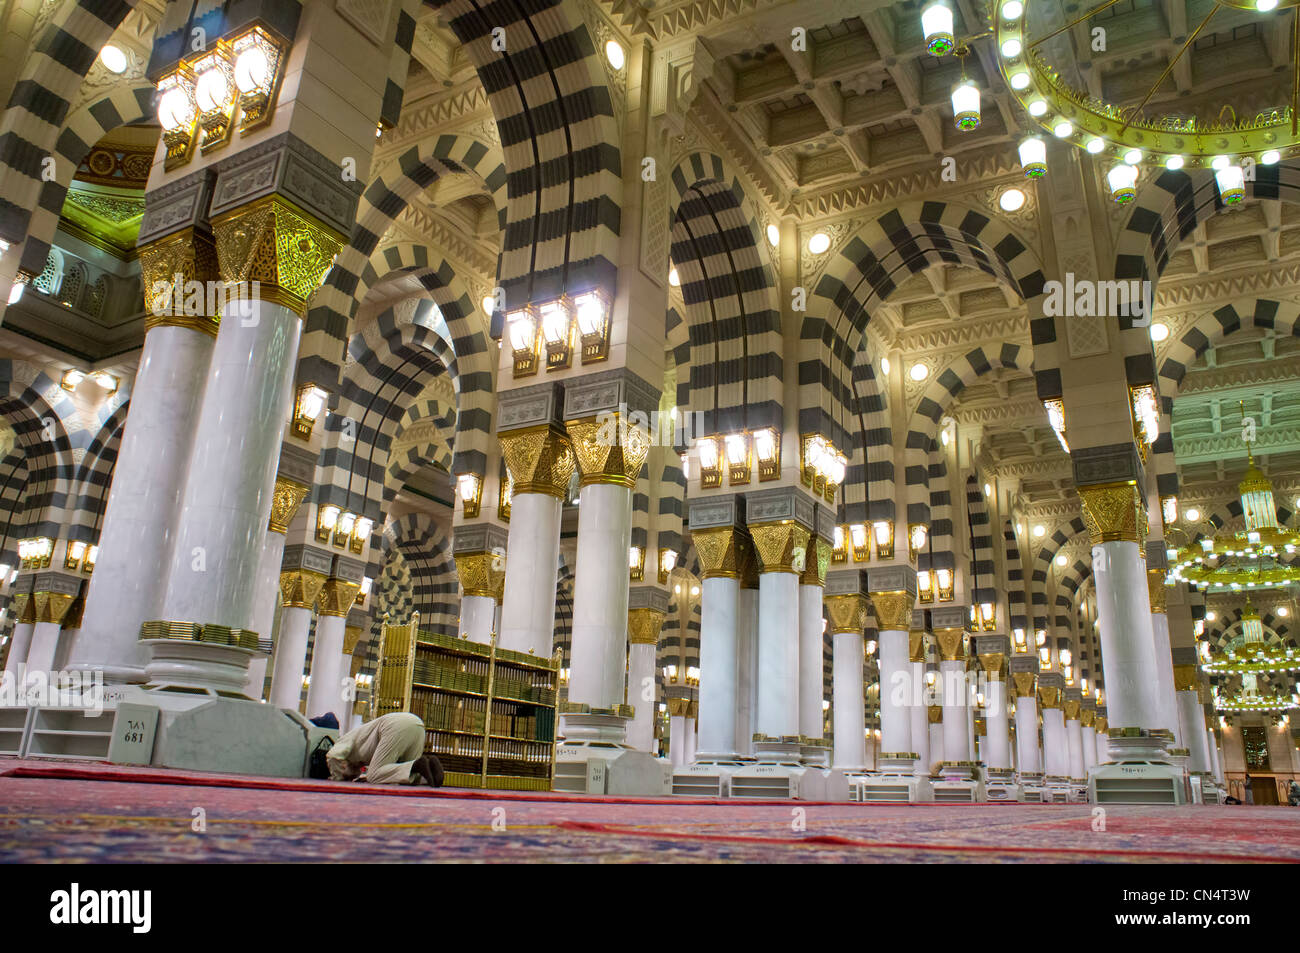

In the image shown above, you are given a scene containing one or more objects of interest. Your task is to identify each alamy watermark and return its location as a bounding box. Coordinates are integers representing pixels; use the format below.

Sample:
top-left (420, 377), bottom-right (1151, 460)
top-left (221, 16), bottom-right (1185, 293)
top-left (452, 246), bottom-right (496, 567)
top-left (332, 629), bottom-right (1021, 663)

top-left (0, 666), bottom-right (104, 715)
top-left (1041, 273), bottom-right (1153, 326)
top-left (148, 275), bottom-right (262, 324)
top-left (593, 404), bottom-right (706, 448)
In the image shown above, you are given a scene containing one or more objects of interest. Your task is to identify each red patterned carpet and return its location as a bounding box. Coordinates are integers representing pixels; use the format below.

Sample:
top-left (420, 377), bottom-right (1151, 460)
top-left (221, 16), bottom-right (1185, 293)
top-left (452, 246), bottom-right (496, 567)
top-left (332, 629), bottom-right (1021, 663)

top-left (1, 759), bottom-right (1298, 863)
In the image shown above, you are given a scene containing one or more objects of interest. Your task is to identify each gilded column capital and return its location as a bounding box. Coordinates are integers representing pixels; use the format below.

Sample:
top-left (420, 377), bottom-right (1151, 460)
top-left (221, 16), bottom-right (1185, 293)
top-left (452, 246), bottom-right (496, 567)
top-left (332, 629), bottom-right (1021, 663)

top-left (565, 413), bottom-right (651, 489)
top-left (498, 424), bottom-right (575, 498)
top-left (908, 630), bottom-right (926, 662)
top-left (1173, 663), bottom-right (1200, 692)
top-left (342, 624), bottom-right (365, 655)
top-left (10, 592), bottom-right (33, 625)
top-left (1147, 569), bottom-right (1167, 613)
top-left (628, 607), bottom-right (666, 644)
top-left (1037, 684), bottom-right (1063, 709)
top-left (1080, 708), bottom-right (1096, 728)
top-left (455, 551), bottom-right (506, 602)
top-left (1064, 698), bottom-right (1082, 720)
top-left (210, 194), bottom-right (345, 316)
top-left (799, 536), bottom-right (831, 586)
top-left (138, 227), bottom-right (221, 336)
top-left (1011, 671), bottom-right (1038, 698)
top-left (268, 476), bottom-right (310, 534)
top-left (693, 526), bottom-right (741, 579)
top-left (871, 590), bottom-right (915, 631)
top-left (1078, 481), bottom-right (1147, 545)
top-left (979, 652), bottom-right (1007, 679)
top-left (667, 697), bottom-right (691, 717)
top-left (32, 591), bottom-right (76, 625)
top-left (738, 532), bottom-right (759, 589)
top-left (318, 578), bottom-right (361, 617)
top-left (749, 520), bottom-right (812, 575)
top-left (280, 568), bottom-right (327, 609)
top-left (927, 705), bottom-right (943, 724)
top-left (825, 593), bottom-right (867, 634)
top-left (934, 626), bottom-right (968, 661)
top-left (1096, 715), bottom-right (1108, 734)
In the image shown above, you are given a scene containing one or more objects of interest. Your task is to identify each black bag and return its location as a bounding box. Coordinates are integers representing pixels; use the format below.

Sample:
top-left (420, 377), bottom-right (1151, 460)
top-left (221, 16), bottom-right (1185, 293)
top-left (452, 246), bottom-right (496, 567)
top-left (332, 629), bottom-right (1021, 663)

top-left (309, 735), bottom-right (334, 780)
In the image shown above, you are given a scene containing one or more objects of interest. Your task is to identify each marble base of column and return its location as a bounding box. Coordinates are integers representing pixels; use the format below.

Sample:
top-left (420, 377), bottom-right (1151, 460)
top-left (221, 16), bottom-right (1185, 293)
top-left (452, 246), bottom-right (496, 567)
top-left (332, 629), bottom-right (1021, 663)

top-left (245, 656), bottom-right (268, 701)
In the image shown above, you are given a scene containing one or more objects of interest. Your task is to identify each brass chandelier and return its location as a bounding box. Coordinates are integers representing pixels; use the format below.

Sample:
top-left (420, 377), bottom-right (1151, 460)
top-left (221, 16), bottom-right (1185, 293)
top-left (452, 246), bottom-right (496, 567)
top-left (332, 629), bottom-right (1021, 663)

top-left (1201, 599), bottom-right (1300, 676)
top-left (992, 0), bottom-right (1299, 201)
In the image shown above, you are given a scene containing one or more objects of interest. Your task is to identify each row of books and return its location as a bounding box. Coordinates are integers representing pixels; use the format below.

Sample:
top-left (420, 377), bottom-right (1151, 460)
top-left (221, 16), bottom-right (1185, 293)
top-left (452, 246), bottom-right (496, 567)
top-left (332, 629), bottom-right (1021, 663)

top-left (423, 730), bottom-right (553, 764)
top-left (414, 652), bottom-right (556, 689)
top-left (411, 662), bottom-right (556, 704)
top-left (410, 692), bottom-right (556, 740)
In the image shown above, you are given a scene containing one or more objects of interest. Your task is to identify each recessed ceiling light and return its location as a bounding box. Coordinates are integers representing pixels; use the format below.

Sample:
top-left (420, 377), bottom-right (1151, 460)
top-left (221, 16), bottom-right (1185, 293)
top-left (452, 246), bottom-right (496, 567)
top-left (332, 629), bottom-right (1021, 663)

top-left (1150, 322), bottom-right (1169, 342)
top-left (909, 363), bottom-right (929, 381)
top-left (1002, 1), bottom-right (1024, 19)
top-left (1185, 507), bottom-right (1201, 522)
top-left (1258, 0), bottom-right (1278, 10)
top-left (1086, 138), bottom-right (1105, 154)
top-left (1010, 72), bottom-right (1031, 90)
top-left (1056, 554), bottom-right (1068, 566)
top-left (999, 188), bottom-right (1026, 211)
top-left (481, 295), bottom-right (496, 315)
top-left (604, 40), bottom-right (625, 70)
top-left (668, 267), bottom-right (680, 287)
top-left (1165, 155), bottom-right (1184, 170)
top-left (808, 232), bottom-right (831, 254)
top-left (766, 224), bottom-right (780, 246)
top-left (1261, 150), bottom-right (1281, 165)
top-left (1001, 39), bottom-right (1022, 58)
top-left (881, 357), bottom-right (891, 375)
top-left (1053, 121), bottom-right (1074, 138)
top-left (1027, 100), bottom-right (1047, 116)
top-left (1033, 524), bottom-right (1046, 537)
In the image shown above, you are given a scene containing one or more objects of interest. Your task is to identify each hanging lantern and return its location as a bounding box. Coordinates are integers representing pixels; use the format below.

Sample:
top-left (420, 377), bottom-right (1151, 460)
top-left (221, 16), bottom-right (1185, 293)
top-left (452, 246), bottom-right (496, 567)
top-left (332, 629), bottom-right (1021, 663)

top-left (1215, 163), bottom-right (1245, 204)
top-left (1106, 163), bottom-right (1138, 204)
top-left (951, 79), bottom-right (980, 131)
top-left (1018, 136), bottom-right (1046, 178)
top-left (921, 3), bottom-right (955, 55)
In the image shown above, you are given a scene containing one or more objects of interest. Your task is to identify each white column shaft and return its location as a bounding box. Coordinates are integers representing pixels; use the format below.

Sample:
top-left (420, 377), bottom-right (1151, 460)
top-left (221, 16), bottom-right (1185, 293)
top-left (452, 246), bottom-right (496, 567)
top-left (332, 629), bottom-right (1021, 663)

top-left (626, 641), bottom-right (657, 751)
top-left (734, 587), bottom-right (758, 755)
top-left (669, 714), bottom-right (686, 767)
top-left (831, 631), bottom-right (866, 770)
top-left (941, 660), bottom-right (969, 762)
top-left (1066, 717), bottom-right (1085, 779)
top-left (568, 483), bottom-right (632, 708)
top-left (798, 583), bottom-right (824, 738)
top-left (24, 622), bottom-right (63, 674)
top-left (1042, 708), bottom-right (1068, 776)
top-left (1014, 696), bottom-right (1040, 774)
top-left (756, 571), bottom-right (799, 738)
top-left (459, 594), bottom-right (496, 644)
top-left (1092, 540), bottom-right (1161, 731)
top-left (698, 576), bottom-right (739, 759)
top-left (270, 606), bottom-right (312, 709)
top-left (910, 662), bottom-right (929, 774)
top-left (498, 492), bottom-right (562, 657)
top-left (878, 629), bottom-right (911, 755)
top-left (1149, 612), bottom-right (1179, 740)
top-left (305, 614), bottom-right (348, 720)
top-left (984, 679), bottom-right (1011, 769)
top-left (1177, 690), bottom-right (1212, 773)
top-left (1081, 725), bottom-right (1098, 771)
top-left (3, 622), bottom-right (34, 676)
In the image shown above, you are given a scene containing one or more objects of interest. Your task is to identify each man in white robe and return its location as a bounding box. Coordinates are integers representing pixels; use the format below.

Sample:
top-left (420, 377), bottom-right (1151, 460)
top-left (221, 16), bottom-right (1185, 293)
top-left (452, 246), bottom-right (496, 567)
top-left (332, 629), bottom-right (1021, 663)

top-left (326, 711), bottom-right (443, 785)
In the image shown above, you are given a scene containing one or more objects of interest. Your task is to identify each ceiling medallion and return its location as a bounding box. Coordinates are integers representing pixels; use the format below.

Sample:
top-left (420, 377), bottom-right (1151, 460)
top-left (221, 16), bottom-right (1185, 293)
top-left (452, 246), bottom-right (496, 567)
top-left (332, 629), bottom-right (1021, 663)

top-left (995, 0), bottom-right (1298, 190)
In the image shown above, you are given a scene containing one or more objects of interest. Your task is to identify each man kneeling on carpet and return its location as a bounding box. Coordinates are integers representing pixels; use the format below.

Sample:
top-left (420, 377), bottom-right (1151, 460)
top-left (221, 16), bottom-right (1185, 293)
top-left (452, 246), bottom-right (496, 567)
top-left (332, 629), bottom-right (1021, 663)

top-left (319, 711), bottom-right (444, 786)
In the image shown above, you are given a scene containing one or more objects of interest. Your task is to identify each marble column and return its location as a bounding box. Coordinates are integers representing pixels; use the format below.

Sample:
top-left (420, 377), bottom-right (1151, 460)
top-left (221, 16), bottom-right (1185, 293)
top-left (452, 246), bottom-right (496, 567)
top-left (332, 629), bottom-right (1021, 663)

top-left (497, 398), bottom-right (574, 657)
top-left (304, 574), bottom-right (360, 720)
top-left (68, 225), bottom-right (217, 684)
top-left (1174, 663), bottom-right (1213, 774)
top-left (3, 620), bottom-right (33, 676)
top-left (935, 624), bottom-right (970, 764)
top-left (269, 559), bottom-right (327, 709)
top-left (909, 634), bottom-right (930, 777)
top-left (627, 594), bottom-right (668, 753)
top-left (1096, 711), bottom-right (1110, 763)
top-left (25, 580), bottom-right (78, 675)
top-left (1011, 663), bottom-right (1041, 776)
top-left (246, 467), bottom-right (311, 700)
top-left (797, 544), bottom-right (829, 740)
top-left (1065, 691), bottom-right (1086, 781)
top-left (1078, 482), bottom-right (1163, 737)
top-left (735, 574), bottom-right (758, 756)
top-left (1039, 676), bottom-right (1069, 779)
top-left (684, 705), bottom-right (697, 763)
top-left (825, 572), bottom-right (868, 772)
top-left (690, 513), bottom-right (744, 762)
top-left (1147, 566), bottom-right (1180, 741)
top-left (978, 644), bottom-right (1012, 773)
top-left (453, 525), bottom-right (509, 645)
top-left (669, 707), bottom-right (687, 767)
top-left (749, 515), bottom-right (810, 749)
top-left (874, 590), bottom-right (915, 761)
top-left (928, 706), bottom-right (944, 765)
top-left (1081, 703), bottom-right (1099, 773)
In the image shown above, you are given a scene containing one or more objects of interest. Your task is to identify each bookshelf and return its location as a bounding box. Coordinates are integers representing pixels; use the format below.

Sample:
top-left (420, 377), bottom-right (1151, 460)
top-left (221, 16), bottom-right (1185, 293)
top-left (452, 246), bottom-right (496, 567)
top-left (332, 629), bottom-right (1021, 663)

top-left (376, 615), bottom-right (561, 791)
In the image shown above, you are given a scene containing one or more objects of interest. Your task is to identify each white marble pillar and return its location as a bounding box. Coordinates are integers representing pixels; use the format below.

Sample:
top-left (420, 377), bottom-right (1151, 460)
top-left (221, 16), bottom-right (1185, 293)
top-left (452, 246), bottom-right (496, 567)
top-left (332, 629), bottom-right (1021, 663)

top-left (2, 621), bottom-right (34, 676)
top-left (1177, 690), bottom-right (1213, 773)
top-left (984, 678), bottom-right (1011, 770)
top-left (1090, 538), bottom-right (1162, 733)
top-left (626, 639), bottom-right (658, 752)
top-left (798, 582), bottom-right (824, 739)
top-left (1081, 722), bottom-right (1098, 772)
top-left (1014, 694), bottom-right (1041, 775)
top-left (698, 574), bottom-right (740, 760)
top-left (68, 326), bottom-right (214, 683)
top-left (734, 585), bottom-right (758, 755)
top-left (245, 656), bottom-right (268, 702)
top-left (684, 715), bottom-right (697, 762)
top-left (270, 606), bottom-right (313, 710)
top-left (250, 531), bottom-right (286, 648)
top-left (1096, 722), bottom-right (1110, 763)
top-left (567, 484), bottom-right (633, 716)
top-left (305, 613), bottom-right (348, 720)
top-left (24, 622), bottom-right (63, 675)
top-left (1042, 707), bottom-right (1069, 777)
top-left (1066, 714), bottom-right (1085, 780)
top-left (941, 660), bottom-right (969, 762)
top-left (878, 628), bottom-right (911, 756)
top-left (831, 631), bottom-right (866, 771)
top-left (460, 595), bottom-right (496, 643)
top-left (910, 662), bottom-right (930, 776)
top-left (1149, 610), bottom-right (1180, 740)
top-left (497, 492), bottom-right (562, 657)
top-left (755, 571), bottom-right (799, 739)
top-left (928, 718), bottom-right (944, 767)
top-left (669, 713), bottom-right (687, 766)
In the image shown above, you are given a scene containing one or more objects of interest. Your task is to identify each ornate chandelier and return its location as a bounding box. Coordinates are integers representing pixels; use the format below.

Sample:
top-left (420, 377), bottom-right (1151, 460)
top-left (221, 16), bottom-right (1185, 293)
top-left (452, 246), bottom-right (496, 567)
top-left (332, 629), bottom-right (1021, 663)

top-left (1202, 599), bottom-right (1300, 675)
top-left (1168, 451), bottom-right (1300, 592)
top-left (995, 0), bottom-right (1295, 192)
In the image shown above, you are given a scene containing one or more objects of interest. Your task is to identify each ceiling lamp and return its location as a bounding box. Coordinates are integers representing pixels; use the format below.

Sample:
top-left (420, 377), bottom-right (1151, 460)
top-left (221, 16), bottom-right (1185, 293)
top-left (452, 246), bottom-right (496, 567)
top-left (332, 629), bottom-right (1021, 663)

top-left (99, 45), bottom-right (128, 74)
top-left (951, 77), bottom-right (980, 131)
top-left (605, 40), bottom-right (625, 70)
top-left (1085, 137), bottom-right (1105, 154)
top-left (156, 71), bottom-right (197, 168)
top-left (808, 232), bottom-right (831, 254)
top-left (909, 362), bottom-right (929, 381)
top-left (1215, 163), bottom-right (1246, 205)
top-left (921, 2), bottom-right (955, 55)
top-left (800, 433), bottom-right (847, 501)
top-left (1107, 163), bottom-right (1138, 204)
top-left (1018, 136), bottom-right (1046, 178)
top-left (1150, 322), bottom-right (1169, 342)
top-left (668, 267), bottom-right (680, 287)
top-left (766, 224), bottom-right (780, 247)
top-left (999, 188), bottom-right (1026, 211)
top-left (1043, 397), bottom-right (1069, 452)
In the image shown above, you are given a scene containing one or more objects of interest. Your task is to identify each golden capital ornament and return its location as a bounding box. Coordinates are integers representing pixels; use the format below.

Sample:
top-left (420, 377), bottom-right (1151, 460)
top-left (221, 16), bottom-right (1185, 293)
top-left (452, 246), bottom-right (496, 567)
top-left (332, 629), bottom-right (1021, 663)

top-left (1011, 671), bottom-right (1038, 698)
top-left (565, 414), bottom-right (651, 489)
top-left (498, 424), bottom-right (576, 498)
top-left (268, 476), bottom-right (310, 534)
top-left (934, 626), bottom-right (967, 661)
top-left (138, 227), bottom-right (221, 336)
top-left (280, 568), bottom-right (327, 609)
top-left (825, 593), bottom-right (867, 634)
top-left (871, 590), bottom-right (915, 631)
top-left (1079, 481), bottom-right (1146, 545)
top-left (455, 552), bottom-right (506, 602)
top-left (749, 520), bottom-right (812, 575)
top-left (693, 527), bottom-right (741, 579)
top-left (1147, 569), bottom-right (1167, 613)
top-left (318, 578), bottom-right (361, 617)
top-left (799, 536), bottom-right (831, 586)
top-left (628, 607), bottom-right (666, 645)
